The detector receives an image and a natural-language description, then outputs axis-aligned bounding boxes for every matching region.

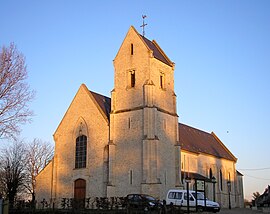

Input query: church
[36,26,244,208]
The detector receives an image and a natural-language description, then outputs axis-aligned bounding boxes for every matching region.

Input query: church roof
[90,90,236,162]
[237,170,243,176]
[140,35,173,67]
[90,90,111,121]
[179,123,237,162]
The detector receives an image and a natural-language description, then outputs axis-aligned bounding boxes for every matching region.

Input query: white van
[166,189,220,213]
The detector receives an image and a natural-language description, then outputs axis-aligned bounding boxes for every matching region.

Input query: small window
[130,170,133,185]
[175,192,182,199]
[131,43,134,55]
[184,193,194,201]
[160,72,165,89]
[168,192,175,199]
[128,118,131,129]
[131,71,135,87]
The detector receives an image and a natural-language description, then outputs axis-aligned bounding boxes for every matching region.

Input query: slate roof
[140,35,173,67]
[90,90,111,121]
[90,91,236,162]
[179,123,237,162]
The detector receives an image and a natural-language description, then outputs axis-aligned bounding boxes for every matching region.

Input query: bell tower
[107,26,181,199]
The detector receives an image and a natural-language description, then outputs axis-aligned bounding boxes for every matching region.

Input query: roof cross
[140,15,147,37]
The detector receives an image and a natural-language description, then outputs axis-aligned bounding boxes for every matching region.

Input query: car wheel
[144,206,149,211]
[197,206,204,212]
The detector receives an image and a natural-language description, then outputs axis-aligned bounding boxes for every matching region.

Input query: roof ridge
[211,132,237,162]
[179,122,211,136]
[88,90,111,124]
[179,122,237,162]
[139,35,173,67]
[89,90,111,100]
[152,39,174,66]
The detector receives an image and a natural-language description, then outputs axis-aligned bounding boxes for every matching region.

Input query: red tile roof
[140,36,173,67]
[89,91,236,162]
[179,123,237,162]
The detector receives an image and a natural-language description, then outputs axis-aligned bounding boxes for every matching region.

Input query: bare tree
[0,140,27,207]
[24,139,54,204]
[0,43,35,139]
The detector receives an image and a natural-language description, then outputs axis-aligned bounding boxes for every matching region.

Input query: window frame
[160,72,165,89]
[75,135,87,169]
[131,71,135,87]
[127,69,136,88]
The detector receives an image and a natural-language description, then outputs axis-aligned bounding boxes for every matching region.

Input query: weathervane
[140,15,147,37]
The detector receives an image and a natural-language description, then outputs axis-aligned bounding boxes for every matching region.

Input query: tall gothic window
[75,135,87,168]
[220,170,223,191]
[209,168,213,179]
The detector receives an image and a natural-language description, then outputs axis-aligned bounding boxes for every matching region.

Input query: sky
[1,0,270,201]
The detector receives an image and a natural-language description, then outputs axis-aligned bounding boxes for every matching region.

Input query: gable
[114,26,147,62]
[54,84,110,137]
[179,123,237,162]
[114,26,173,67]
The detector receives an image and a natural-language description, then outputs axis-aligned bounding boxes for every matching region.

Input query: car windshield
[191,192,205,200]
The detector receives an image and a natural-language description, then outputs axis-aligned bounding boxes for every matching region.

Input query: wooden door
[74,179,86,208]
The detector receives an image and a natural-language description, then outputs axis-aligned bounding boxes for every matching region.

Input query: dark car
[126,194,161,211]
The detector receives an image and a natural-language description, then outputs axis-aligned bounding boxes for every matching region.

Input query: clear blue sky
[1,0,270,201]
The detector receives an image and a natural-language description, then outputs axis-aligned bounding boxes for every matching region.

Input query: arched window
[209,168,213,179]
[131,71,135,87]
[220,170,223,191]
[74,179,86,200]
[75,135,87,168]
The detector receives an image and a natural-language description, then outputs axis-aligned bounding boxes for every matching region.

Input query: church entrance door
[74,179,86,208]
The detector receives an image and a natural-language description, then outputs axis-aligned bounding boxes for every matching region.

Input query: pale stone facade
[108,26,180,199]
[181,150,244,208]
[179,124,244,208]
[36,85,111,207]
[36,26,244,208]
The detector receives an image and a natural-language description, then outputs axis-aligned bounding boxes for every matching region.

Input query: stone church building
[36,26,244,208]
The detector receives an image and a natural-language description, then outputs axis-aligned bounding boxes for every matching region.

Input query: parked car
[126,194,162,211]
[166,189,220,213]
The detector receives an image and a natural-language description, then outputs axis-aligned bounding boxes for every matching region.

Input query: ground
[218,208,268,214]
